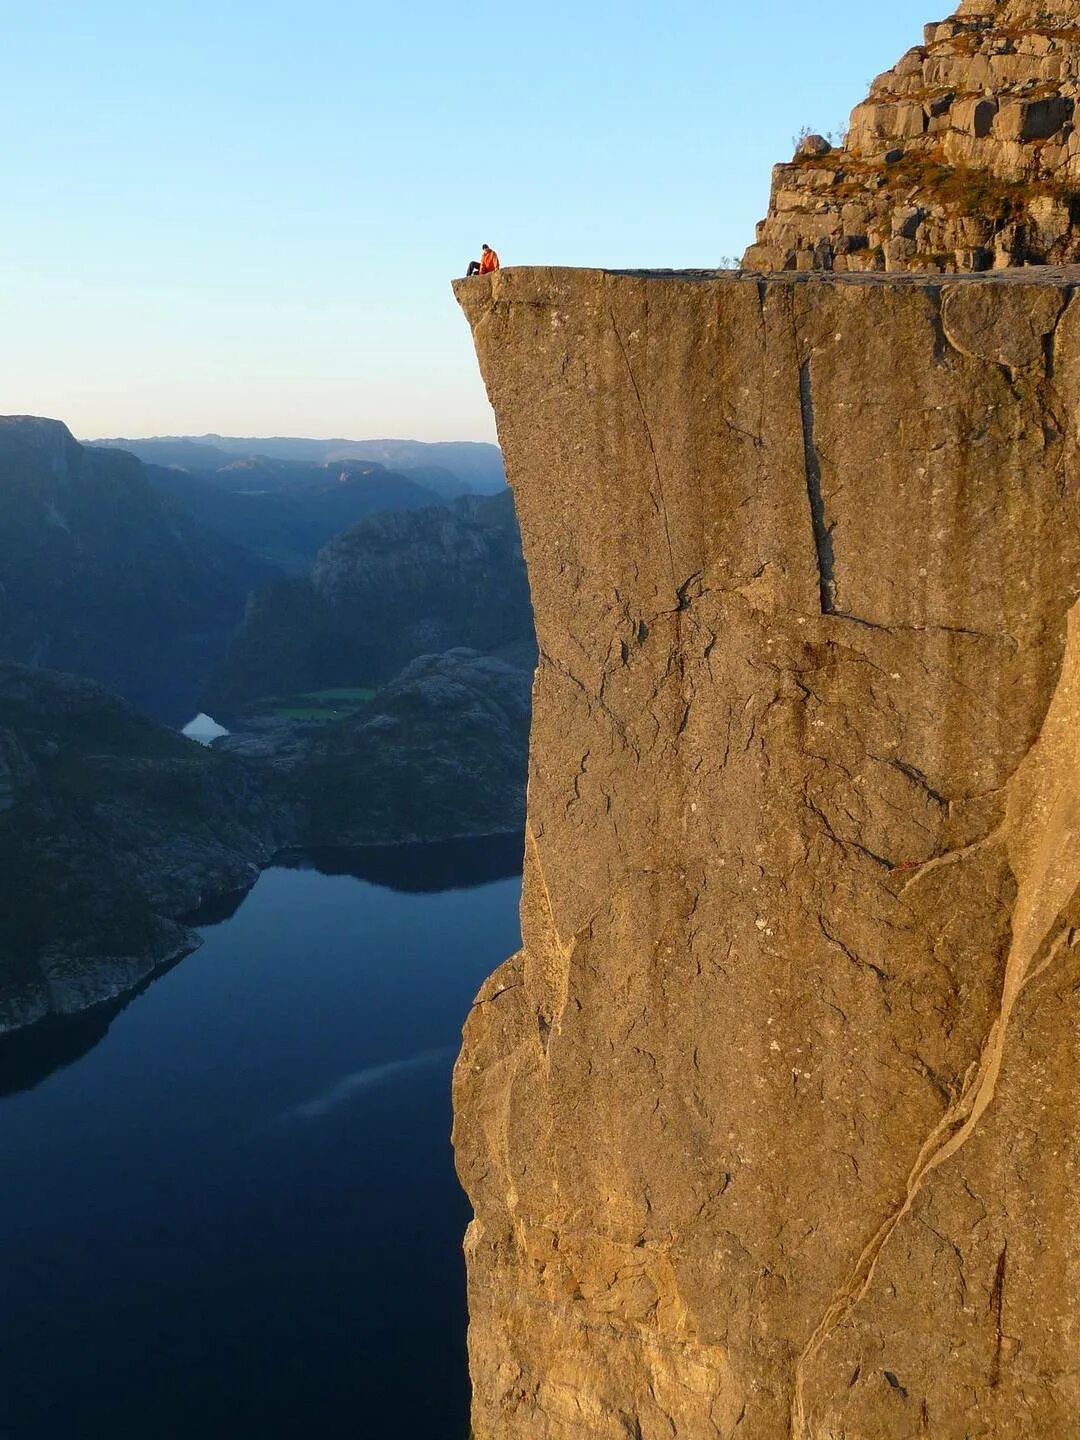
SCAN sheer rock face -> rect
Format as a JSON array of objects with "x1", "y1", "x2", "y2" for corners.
[
  {"x1": 453, "y1": 267, "x2": 1080, "y2": 1440},
  {"x1": 745, "y1": 1, "x2": 1080, "y2": 274}
]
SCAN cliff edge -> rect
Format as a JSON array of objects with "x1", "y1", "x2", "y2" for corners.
[{"x1": 453, "y1": 267, "x2": 1080, "y2": 1438}]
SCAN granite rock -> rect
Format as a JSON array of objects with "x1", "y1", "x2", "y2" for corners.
[
  {"x1": 453, "y1": 266, "x2": 1080, "y2": 1439},
  {"x1": 746, "y1": 1, "x2": 1080, "y2": 274}
]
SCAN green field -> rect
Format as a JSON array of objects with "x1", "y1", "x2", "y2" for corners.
[
  {"x1": 300, "y1": 688, "x2": 377, "y2": 703},
  {"x1": 251, "y1": 686, "x2": 378, "y2": 723}
]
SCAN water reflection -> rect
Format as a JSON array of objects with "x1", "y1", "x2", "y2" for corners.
[
  {"x1": 1, "y1": 834, "x2": 524, "y2": 1102},
  {"x1": 286, "y1": 831, "x2": 524, "y2": 892},
  {"x1": 0, "y1": 1001, "x2": 122, "y2": 1101},
  {"x1": 0, "y1": 836, "x2": 522, "y2": 1440}
]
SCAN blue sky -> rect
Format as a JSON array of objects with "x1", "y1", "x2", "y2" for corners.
[{"x1": 0, "y1": 0, "x2": 933, "y2": 441}]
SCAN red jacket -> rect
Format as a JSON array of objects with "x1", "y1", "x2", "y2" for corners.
[{"x1": 479, "y1": 248, "x2": 500, "y2": 274}]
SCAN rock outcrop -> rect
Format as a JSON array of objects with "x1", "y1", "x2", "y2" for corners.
[
  {"x1": 453, "y1": 267, "x2": 1080, "y2": 1438},
  {"x1": 745, "y1": 0, "x2": 1080, "y2": 273},
  {"x1": 294, "y1": 648, "x2": 530, "y2": 845}
]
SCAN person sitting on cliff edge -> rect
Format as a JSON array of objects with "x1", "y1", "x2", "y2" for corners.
[{"x1": 466, "y1": 243, "x2": 499, "y2": 277}]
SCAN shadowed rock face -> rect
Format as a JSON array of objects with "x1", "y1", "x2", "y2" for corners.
[
  {"x1": 453, "y1": 268, "x2": 1080, "y2": 1439},
  {"x1": 746, "y1": 1, "x2": 1080, "y2": 273},
  {"x1": 294, "y1": 648, "x2": 531, "y2": 845},
  {"x1": 0, "y1": 417, "x2": 271, "y2": 722}
]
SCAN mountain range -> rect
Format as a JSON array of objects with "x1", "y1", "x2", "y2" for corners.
[
  {"x1": 0, "y1": 412, "x2": 533, "y2": 1030},
  {"x1": 142, "y1": 456, "x2": 441, "y2": 573},
  {"x1": 89, "y1": 435, "x2": 506, "y2": 495},
  {"x1": 0, "y1": 663, "x2": 284, "y2": 1032}
]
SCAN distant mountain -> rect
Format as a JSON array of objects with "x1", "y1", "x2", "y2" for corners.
[
  {"x1": 91, "y1": 434, "x2": 506, "y2": 496},
  {"x1": 205, "y1": 489, "x2": 534, "y2": 710},
  {"x1": 0, "y1": 664, "x2": 284, "y2": 1032},
  {"x1": 142, "y1": 456, "x2": 441, "y2": 573},
  {"x1": 0, "y1": 417, "x2": 273, "y2": 721},
  {"x1": 90, "y1": 437, "x2": 235, "y2": 471}
]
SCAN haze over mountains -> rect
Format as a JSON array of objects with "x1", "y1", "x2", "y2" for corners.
[
  {"x1": 89, "y1": 434, "x2": 506, "y2": 497},
  {"x1": 142, "y1": 457, "x2": 441, "y2": 574},
  {"x1": 207, "y1": 490, "x2": 532, "y2": 708},
  {"x1": 86, "y1": 433, "x2": 507, "y2": 574},
  {"x1": 0, "y1": 417, "x2": 515, "y2": 719}
]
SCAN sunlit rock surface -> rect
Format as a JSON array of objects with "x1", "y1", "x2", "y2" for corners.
[
  {"x1": 746, "y1": 0, "x2": 1080, "y2": 273},
  {"x1": 453, "y1": 267, "x2": 1080, "y2": 1439}
]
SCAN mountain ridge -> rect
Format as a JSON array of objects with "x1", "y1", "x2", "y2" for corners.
[{"x1": 0, "y1": 417, "x2": 272, "y2": 721}]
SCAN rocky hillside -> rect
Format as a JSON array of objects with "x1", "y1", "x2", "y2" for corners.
[
  {"x1": 746, "y1": 0, "x2": 1080, "y2": 272},
  {"x1": 0, "y1": 663, "x2": 284, "y2": 1033},
  {"x1": 453, "y1": 266, "x2": 1080, "y2": 1438},
  {"x1": 0, "y1": 417, "x2": 271, "y2": 721},
  {"x1": 206, "y1": 489, "x2": 534, "y2": 709},
  {"x1": 293, "y1": 649, "x2": 530, "y2": 845}
]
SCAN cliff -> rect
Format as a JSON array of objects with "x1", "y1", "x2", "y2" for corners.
[
  {"x1": 453, "y1": 267, "x2": 1080, "y2": 1438},
  {"x1": 746, "y1": 0, "x2": 1080, "y2": 273}
]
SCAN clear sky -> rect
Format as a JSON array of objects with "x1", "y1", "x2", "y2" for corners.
[{"x1": 1, "y1": 0, "x2": 933, "y2": 442}]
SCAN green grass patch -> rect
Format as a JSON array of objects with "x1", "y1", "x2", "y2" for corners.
[
  {"x1": 241, "y1": 685, "x2": 379, "y2": 724},
  {"x1": 299, "y1": 687, "x2": 377, "y2": 703},
  {"x1": 273, "y1": 706, "x2": 343, "y2": 721}
]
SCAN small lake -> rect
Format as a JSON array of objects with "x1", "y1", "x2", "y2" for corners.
[{"x1": 0, "y1": 837, "x2": 523, "y2": 1440}]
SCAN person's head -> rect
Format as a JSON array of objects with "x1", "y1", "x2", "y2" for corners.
[{"x1": 481, "y1": 243, "x2": 491, "y2": 253}]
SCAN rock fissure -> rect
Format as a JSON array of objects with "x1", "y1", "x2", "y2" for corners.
[
  {"x1": 798, "y1": 360, "x2": 838, "y2": 616},
  {"x1": 609, "y1": 307, "x2": 679, "y2": 603}
]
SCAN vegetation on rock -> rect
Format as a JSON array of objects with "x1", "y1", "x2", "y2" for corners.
[{"x1": 745, "y1": 0, "x2": 1080, "y2": 272}]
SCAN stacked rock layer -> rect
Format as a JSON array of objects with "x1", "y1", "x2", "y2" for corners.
[
  {"x1": 455, "y1": 266, "x2": 1080, "y2": 1439},
  {"x1": 745, "y1": 0, "x2": 1080, "y2": 272}
]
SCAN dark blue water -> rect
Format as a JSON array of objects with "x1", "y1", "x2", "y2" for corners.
[{"x1": 0, "y1": 838, "x2": 522, "y2": 1440}]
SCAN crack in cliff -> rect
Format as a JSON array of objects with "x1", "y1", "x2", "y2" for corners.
[
  {"x1": 609, "y1": 308, "x2": 679, "y2": 601},
  {"x1": 791, "y1": 932, "x2": 1072, "y2": 1438},
  {"x1": 799, "y1": 359, "x2": 837, "y2": 616},
  {"x1": 990, "y1": 1241, "x2": 1007, "y2": 1388},
  {"x1": 898, "y1": 823, "x2": 1006, "y2": 895},
  {"x1": 791, "y1": 602, "x2": 1080, "y2": 1438},
  {"x1": 525, "y1": 821, "x2": 604, "y2": 1054}
]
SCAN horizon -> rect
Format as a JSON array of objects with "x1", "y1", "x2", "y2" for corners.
[
  {"x1": 83, "y1": 428, "x2": 504, "y2": 446},
  {"x1": 3, "y1": 0, "x2": 933, "y2": 439}
]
